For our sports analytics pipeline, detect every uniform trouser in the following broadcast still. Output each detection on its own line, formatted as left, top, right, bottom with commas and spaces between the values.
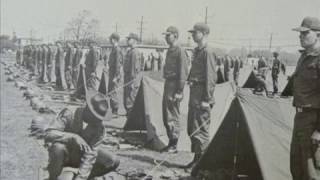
224, 71, 229, 81
272, 75, 278, 93
233, 72, 239, 85
65, 69, 74, 89
123, 75, 140, 114
55, 67, 67, 90
108, 77, 120, 113
188, 84, 212, 154
290, 109, 320, 180
48, 142, 119, 180
162, 80, 181, 143
72, 67, 79, 89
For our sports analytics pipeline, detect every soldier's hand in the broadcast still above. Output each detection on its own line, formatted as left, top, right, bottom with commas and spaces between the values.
312, 131, 320, 144
200, 101, 210, 109
72, 135, 91, 152
173, 93, 183, 102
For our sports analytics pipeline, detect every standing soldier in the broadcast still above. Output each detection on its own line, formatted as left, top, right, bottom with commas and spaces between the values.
290, 17, 320, 180
108, 33, 122, 115
161, 26, 189, 153
233, 56, 240, 86
123, 33, 142, 116
84, 41, 99, 91
31, 45, 38, 75
72, 42, 83, 89
16, 45, 23, 65
223, 55, 230, 81
37, 45, 43, 75
271, 52, 281, 95
39, 44, 49, 83
186, 23, 217, 168
48, 43, 57, 83
55, 41, 67, 90
65, 42, 75, 89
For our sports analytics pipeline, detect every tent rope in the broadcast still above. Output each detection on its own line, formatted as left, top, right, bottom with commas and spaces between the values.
142, 86, 236, 179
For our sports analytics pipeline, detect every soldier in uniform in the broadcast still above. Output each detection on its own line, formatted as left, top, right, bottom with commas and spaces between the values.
186, 23, 217, 168
271, 52, 281, 94
39, 44, 49, 83
72, 42, 83, 89
108, 33, 122, 115
45, 90, 120, 180
55, 41, 67, 90
84, 41, 100, 91
65, 42, 75, 89
233, 56, 241, 86
16, 45, 23, 65
290, 17, 320, 180
123, 33, 142, 115
161, 26, 189, 153
48, 43, 57, 83
223, 55, 230, 81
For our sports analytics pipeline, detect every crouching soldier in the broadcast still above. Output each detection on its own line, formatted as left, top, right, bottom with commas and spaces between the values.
44, 90, 120, 180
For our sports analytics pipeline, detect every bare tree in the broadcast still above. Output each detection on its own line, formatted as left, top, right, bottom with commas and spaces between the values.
64, 10, 101, 43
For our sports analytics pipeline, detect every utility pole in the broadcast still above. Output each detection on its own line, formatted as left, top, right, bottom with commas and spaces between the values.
269, 33, 273, 51
138, 16, 145, 43
114, 23, 118, 33
205, 7, 208, 24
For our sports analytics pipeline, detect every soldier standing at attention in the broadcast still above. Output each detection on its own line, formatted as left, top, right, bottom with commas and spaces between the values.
65, 42, 75, 89
186, 22, 217, 168
271, 52, 281, 95
108, 33, 123, 116
72, 42, 83, 89
123, 33, 142, 116
290, 17, 320, 180
161, 26, 189, 153
84, 41, 100, 91
55, 41, 67, 90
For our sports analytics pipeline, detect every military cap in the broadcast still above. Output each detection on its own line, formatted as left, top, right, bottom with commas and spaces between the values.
126, 33, 140, 41
293, 17, 320, 32
273, 52, 279, 57
188, 22, 210, 34
162, 26, 179, 36
109, 32, 120, 41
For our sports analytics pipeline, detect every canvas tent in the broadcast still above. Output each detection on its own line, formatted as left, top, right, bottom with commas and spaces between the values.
124, 72, 236, 151
192, 89, 295, 180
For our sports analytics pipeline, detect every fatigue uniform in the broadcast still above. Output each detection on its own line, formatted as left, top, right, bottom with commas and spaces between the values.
85, 47, 99, 90
72, 47, 83, 89
187, 44, 217, 154
16, 48, 22, 65
272, 58, 281, 93
48, 46, 57, 83
233, 58, 240, 85
37, 47, 42, 75
255, 59, 268, 93
162, 45, 188, 144
55, 46, 67, 90
108, 46, 122, 113
223, 57, 230, 81
290, 49, 320, 180
45, 107, 119, 180
39, 46, 49, 83
123, 47, 142, 114
65, 47, 75, 89
31, 47, 38, 74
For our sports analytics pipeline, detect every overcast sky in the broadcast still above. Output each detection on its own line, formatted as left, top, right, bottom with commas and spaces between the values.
1, 0, 320, 52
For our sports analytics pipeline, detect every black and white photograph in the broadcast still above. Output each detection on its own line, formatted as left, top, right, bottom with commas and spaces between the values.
1, 0, 320, 179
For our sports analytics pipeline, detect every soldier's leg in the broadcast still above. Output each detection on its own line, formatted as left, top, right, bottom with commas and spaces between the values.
108, 79, 119, 114
47, 143, 69, 180
87, 148, 120, 178
162, 81, 180, 146
290, 110, 318, 180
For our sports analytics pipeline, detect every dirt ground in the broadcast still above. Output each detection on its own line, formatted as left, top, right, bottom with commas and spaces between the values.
0, 54, 194, 180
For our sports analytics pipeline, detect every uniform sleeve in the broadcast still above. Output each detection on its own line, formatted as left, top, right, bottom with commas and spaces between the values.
204, 50, 217, 104
115, 48, 122, 78
133, 50, 141, 77
177, 48, 189, 93
44, 108, 74, 144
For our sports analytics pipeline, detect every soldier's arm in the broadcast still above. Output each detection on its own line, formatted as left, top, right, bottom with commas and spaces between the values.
204, 50, 217, 104
44, 108, 74, 144
115, 48, 122, 78
177, 48, 189, 94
